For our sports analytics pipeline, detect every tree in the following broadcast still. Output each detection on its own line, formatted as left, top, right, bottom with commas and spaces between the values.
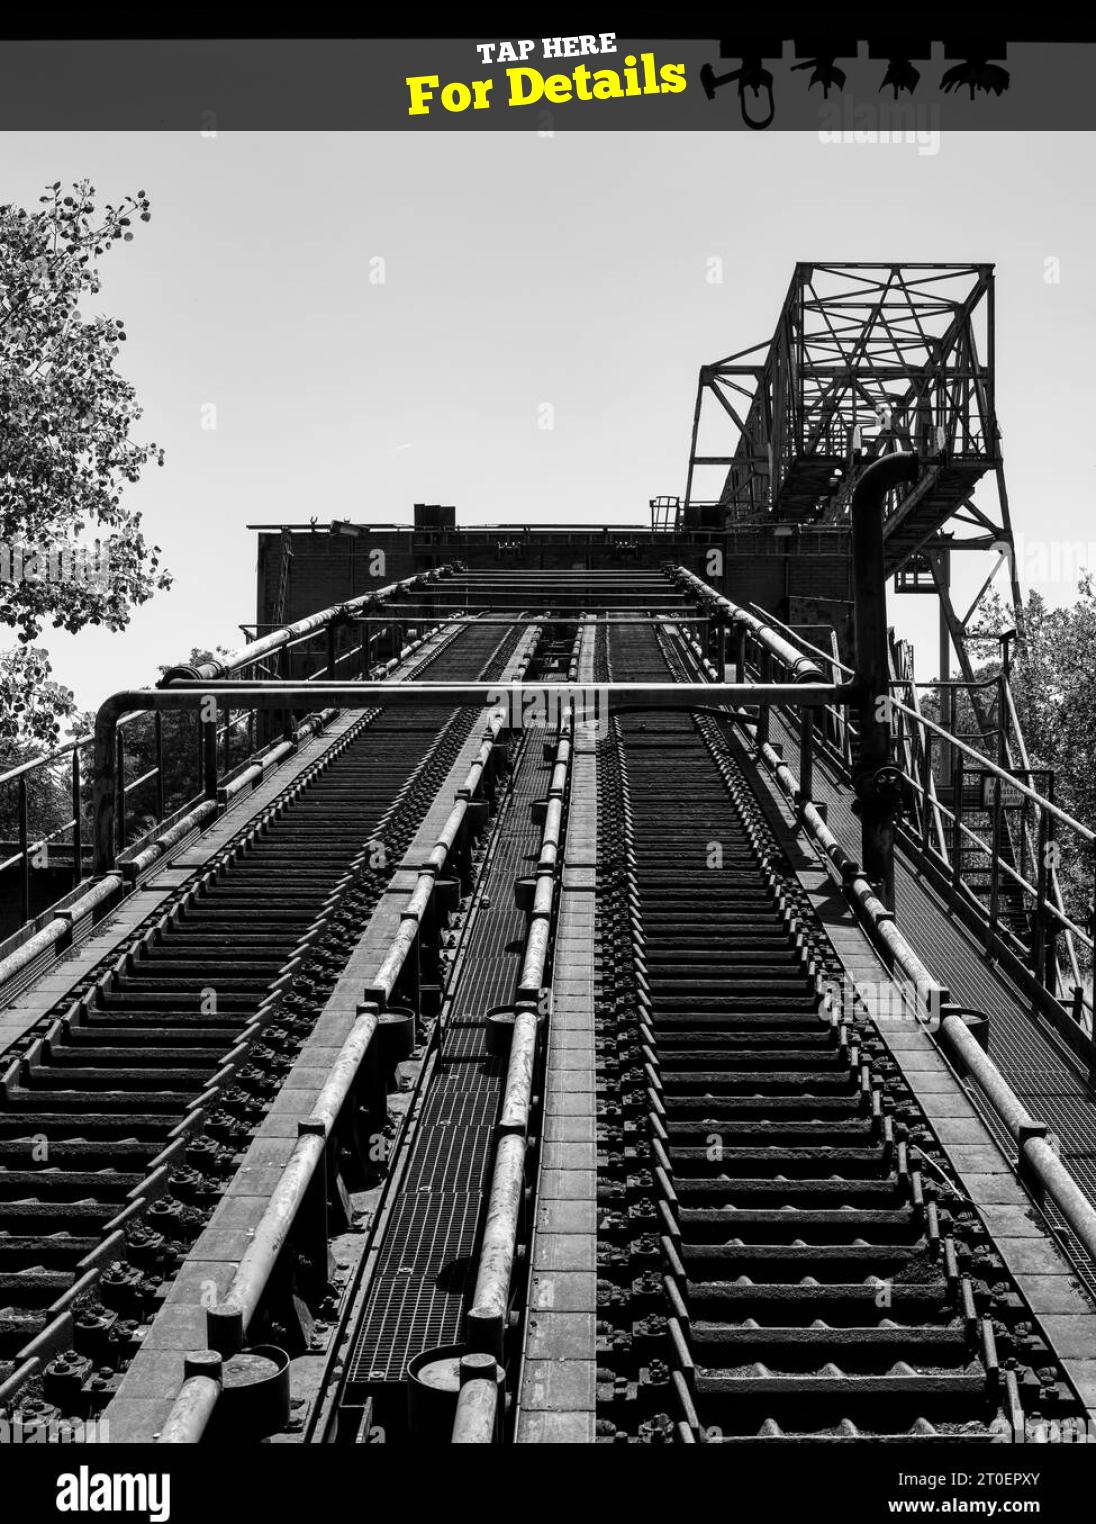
967, 581, 1096, 976
0, 645, 76, 748
1, 178, 171, 747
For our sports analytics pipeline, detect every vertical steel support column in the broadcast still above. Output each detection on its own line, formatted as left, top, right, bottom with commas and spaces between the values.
757, 649, 771, 752
1033, 809, 1049, 987
798, 717, 814, 807
920, 730, 932, 856
952, 752, 964, 891
203, 711, 219, 801
988, 772, 1003, 955
72, 748, 83, 889
116, 731, 127, 850
1044, 808, 1059, 996
18, 775, 29, 926
851, 452, 920, 912
279, 645, 294, 743
154, 711, 166, 823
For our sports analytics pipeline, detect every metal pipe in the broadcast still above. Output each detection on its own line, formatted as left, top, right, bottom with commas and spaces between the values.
207, 1131, 326, 1354
939, 1016, 1096, 1260
673, 566, 827, 682
466, 1133, 527, 1360
203, 1006, 378, 1356
92, 683, 852, 873
1022, 1137, 1096, 1263
939, 1015, 1044, 1144
159, 568, 454, 685
452, 1354, 500, 1445
850, 451, 921, 910
351, 615, 708, 625
157, 1352, 223, 1444
499, 1008, 539, 1134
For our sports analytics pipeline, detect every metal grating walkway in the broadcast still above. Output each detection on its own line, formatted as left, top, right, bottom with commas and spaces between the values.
346, 739, 550, 1386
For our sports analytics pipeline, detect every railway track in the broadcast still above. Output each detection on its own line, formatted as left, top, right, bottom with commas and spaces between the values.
0, 618, 525, 1414
594, 621, 1086, 1443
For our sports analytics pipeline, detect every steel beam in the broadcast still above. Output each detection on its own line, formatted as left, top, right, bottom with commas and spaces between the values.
851, 451, 920, 910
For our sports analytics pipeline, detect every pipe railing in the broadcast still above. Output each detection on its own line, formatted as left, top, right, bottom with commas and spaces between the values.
456, 628, 580, 1440
671, 565, 827, 683
939, 1015, 1096, 1265
205, 1008, 380, 1356
687, 577, 1093, 1037
90, 682, 852, 877
0, 584, 455, 959
158, 567, 455, 684
0, 619, 460, 1004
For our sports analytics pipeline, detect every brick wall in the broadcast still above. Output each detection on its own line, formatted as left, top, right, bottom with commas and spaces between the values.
254, 524, 854, 635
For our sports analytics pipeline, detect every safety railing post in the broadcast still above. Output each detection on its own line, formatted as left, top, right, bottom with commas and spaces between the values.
952, 754, 964, 891
757, 649, 771, 752
18, 775, 29, 926
798, 710, 813, 807
203, 710, 219, 801
851, 452, 920, 912
733, 621, 746, 684
193, 710, 203, 795
154, 711, 166, 823
116, 730, 126, 850
920, 728, 932, 855
1044, 811, 1059, 995
988, 773, 1003, 954
72, 747, 83, 889
1033, 808, 1049, 986
279, 645, 294, 743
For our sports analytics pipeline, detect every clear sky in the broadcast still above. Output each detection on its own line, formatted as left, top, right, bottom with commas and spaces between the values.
3, 129, 1094, 710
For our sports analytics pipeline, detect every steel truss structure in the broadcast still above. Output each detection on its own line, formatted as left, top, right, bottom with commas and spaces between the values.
684, 261, 1024, 708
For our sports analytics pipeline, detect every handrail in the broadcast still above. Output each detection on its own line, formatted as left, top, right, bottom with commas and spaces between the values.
206, 1009, 379, 1355
717, 587, 1091, 1033
889, 695, 1096, 845
745, 602, 855, 677
940, 1016, 1096, 1263
158, 567, 454, 683
759, 701, 1096, 1270
671, 565, 827, 683
1, 607, 443, 955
